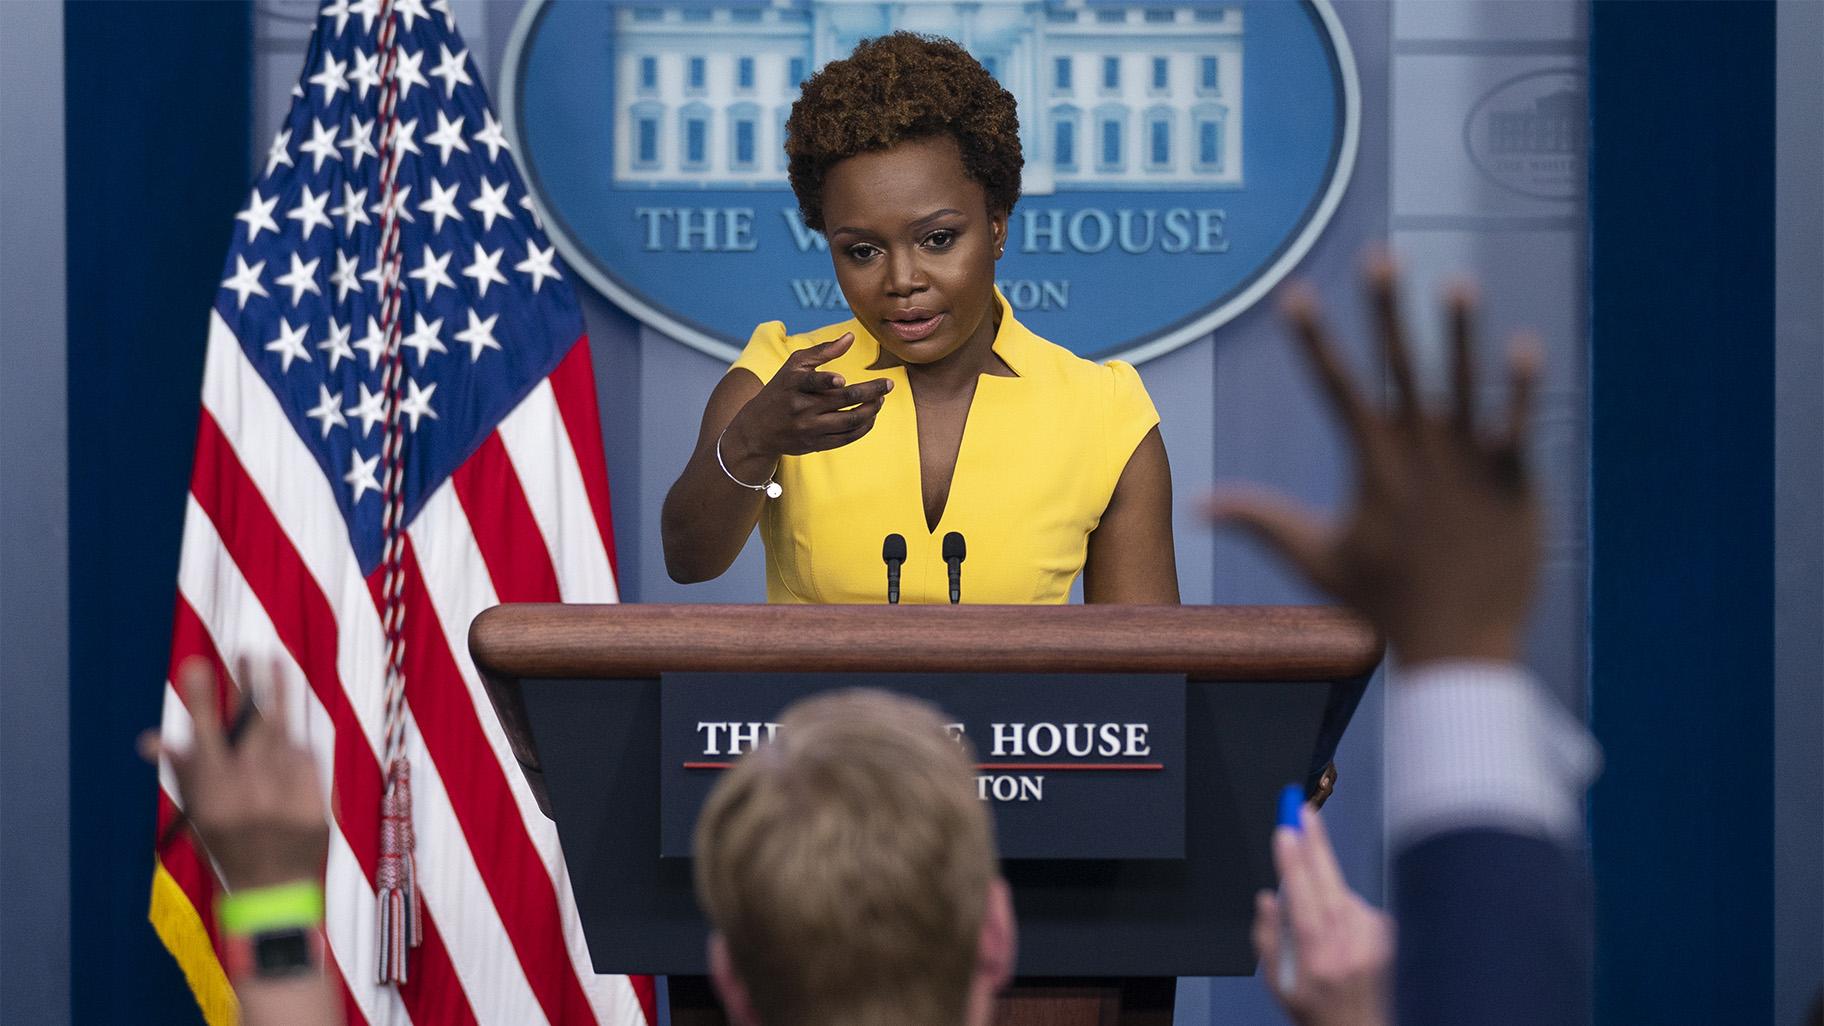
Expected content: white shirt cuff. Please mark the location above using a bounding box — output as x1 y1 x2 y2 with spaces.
1387 661 1602 852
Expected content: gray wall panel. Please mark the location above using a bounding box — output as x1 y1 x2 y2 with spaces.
0 2 69 1021
1773 1 1823 1022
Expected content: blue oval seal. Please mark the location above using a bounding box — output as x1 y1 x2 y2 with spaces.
504 0 1358 363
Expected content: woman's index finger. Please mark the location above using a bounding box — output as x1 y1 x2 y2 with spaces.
795 331 854 368
788 334 855 390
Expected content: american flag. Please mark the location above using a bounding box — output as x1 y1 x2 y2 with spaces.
148 1 654 1024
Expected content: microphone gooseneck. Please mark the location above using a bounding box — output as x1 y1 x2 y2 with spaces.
882 533 907 605
942 531 966 605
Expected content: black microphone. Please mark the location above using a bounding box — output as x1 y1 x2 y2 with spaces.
882 533 906 604
942 531 966 605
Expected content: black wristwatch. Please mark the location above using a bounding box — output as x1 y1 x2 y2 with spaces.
226 926 319 979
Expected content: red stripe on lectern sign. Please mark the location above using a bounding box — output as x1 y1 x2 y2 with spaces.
683 761 1166 771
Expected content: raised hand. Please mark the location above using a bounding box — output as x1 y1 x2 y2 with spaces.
1252 806 1393 1026
142 657 329 891
1210 253 1542 667
724 332 895 461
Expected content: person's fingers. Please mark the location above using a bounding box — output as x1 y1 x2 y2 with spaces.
815 399 887 448
812 377 893 410
1206 489 1338 596
1274 825 1326 948
1500 331 1543 456
231 654 269 754
1252 889 1281 970
1281 285 1393 479
1446 279 1480 434
261 656 293 746
137 729 162 765
792 332 855 378
178 657 225 763
1300 806 1349 915
142 730 195 796
1364 251 1421 427
816 391 886 429
802 370 846 392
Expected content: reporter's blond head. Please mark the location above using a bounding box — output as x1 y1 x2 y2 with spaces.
693 689 1013 1026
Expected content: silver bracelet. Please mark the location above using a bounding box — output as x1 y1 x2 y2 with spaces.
716 429 782 499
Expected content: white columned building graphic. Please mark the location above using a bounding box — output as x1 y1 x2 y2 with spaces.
611 1 1246 194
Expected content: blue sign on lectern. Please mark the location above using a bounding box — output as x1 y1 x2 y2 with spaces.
503 0 1358 363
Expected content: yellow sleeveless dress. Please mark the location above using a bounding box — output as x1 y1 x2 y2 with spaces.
730 293 1160 604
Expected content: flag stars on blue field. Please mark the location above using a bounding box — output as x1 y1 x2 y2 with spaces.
333 185 370 234
400 378 439 429
222 256 268 308
396 119 424 161
266 129 294 177
402 312 448 365
469 179 512 231
394 0 434 33
516 242 561 292
342 116 378 169
265 318 313 373
300 118 342 172
408 245 454 300
289 184 334 240
346 382 386 436
473 111 508 162
419 179 462 232
213 0 585 527
353 317 387 370
430 44 472 98
455 310 500 361
319 0 357 36
237 189 280 241
462 243 508 298
330 252 362 302
276 253 323 305
343 450 381 503
319 316 354 370
358 258 388 296
394 46 429 100
371 182 414 225
349 49 382 100
306 383 347 437
309 52 350 104
426 110 470 164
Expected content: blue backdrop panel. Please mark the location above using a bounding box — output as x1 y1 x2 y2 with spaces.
66 3 251 1022
1589 2 1774 1023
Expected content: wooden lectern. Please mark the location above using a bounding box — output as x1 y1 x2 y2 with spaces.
471 604 1379 1026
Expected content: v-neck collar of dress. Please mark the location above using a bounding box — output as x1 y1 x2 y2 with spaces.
855 291 1034 535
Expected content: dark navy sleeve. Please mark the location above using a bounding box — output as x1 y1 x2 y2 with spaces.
1393 829 1594 1026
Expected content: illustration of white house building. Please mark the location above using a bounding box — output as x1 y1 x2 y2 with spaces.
611 1 1245 193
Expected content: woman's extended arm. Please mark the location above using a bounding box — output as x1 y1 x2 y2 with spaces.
661 333 893 583
1083 426 1180 603
661 370 769 584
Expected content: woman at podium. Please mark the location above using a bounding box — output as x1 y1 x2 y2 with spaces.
662 33 1179 606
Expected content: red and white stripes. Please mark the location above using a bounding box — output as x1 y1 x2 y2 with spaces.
153 311 648 1026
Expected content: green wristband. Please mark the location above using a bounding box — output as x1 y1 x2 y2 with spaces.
218 880 324 937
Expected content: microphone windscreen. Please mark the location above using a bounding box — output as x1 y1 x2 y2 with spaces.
942 531 966 562
882 533 907 563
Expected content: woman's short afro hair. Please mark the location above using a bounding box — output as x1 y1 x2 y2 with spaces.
785 32 1023 233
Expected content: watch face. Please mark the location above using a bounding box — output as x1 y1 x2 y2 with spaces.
252 928 317 977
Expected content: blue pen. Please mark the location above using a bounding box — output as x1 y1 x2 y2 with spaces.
1276 783 1304 994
